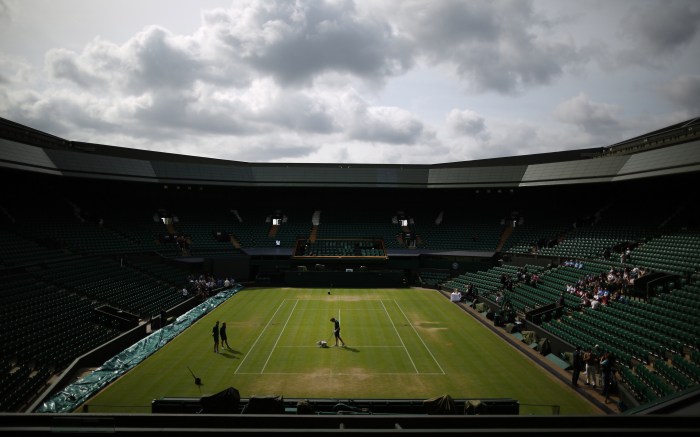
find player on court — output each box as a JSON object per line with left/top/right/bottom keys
{"left": 330, "top": 317, "right": 346, "bottom": 347}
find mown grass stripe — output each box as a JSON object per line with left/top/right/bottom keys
{"left": 393, "top": 299, "right": 445, "bottom": 375}
{"left": 380, "top": 299, "right": 418, "bottom": 373}
{"left": 261, "top": 299, "right": 300, "bottom": 374}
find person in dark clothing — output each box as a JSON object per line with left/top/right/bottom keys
{"left": 219, "top": 322, "right": 231, "bottom": 350}
{"left": 572, "top": 345, "right": 584, "bottom": 387}
{"left": 330, "top": 317, "right": 345, "bottom": 347}
{"left": 600, "top": 352, "right": 616, "bottom": 403}
{"left": 212, "top": 321, "right": 220, "bottom": 353}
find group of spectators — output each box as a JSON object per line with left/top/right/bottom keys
{"left": 562, "top": 259, "right": 585, "bottom": 269}
{"left": 563, "top": 262, "right": 648, "bottom": 310}
{"left": 571, "top": 344, "right": 618, "bottom": 403}
{"left": 499, "top": 267, "right": 541, "bottom": 292}
{"left": 182, "top": 274, "right": 236, "bottom": 301}
{"left": 601, "top": 242, "right": 638, "bottom": 264}
{"left": 175, "top": 235, "right": 191, "bottom": 256}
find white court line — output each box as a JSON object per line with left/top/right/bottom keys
{"left": 380, "top": 299, "right": 418, "bottom": 373}
{"left": 234, "top": 299, "right": 291, "bottom": 374}
{"left": 260, "top": 299, "right": 300, "bottom": 374}
{"left": 393, "top": 299, "right": 445, "bottom": 375}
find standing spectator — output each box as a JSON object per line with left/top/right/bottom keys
{"left": 600, "top": 352, "right": 616, "bottom": 403}
{"left": 220, "top": 322, "right": 231, "bottom": 350}
{"left": 212, "top": 321, "right": 220, "bottom": 353}
{"left": 584, "top": 346, "right": 598, "bottom": 388}
{"left": 571, "top": 345, "right": 584, "bottom": 387}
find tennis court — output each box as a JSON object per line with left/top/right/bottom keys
{"left": 82, "top": 287, "right": 601, "bottom": 415}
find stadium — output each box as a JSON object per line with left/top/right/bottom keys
{"left": 1, "top": 114, "right": 700, "bottom": 435}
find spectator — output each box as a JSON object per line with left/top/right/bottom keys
{"left": 572, "top": 345, "right": 584, "bottom": 387}
{"left": 584, "top": 346, "right": 599, "bottom": 388}
{"left": 600, "top": 353, "right": 616, "bottom": 404}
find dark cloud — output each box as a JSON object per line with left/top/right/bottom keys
{"left": 122, "top": 26, "right": 204, "bottom": 92}
{"left": 349, "top": 106, "right": 425, "bottom": 144}
{"left": 663, "top": 75, "right": 700, "bottom": 115}
{"left": 3, "top": 109, "right": 70, "bottom": 139}
{"left": 203, "top": 0, "right": 413, "bottom": 86}
{"left": 129, "top": 90, "right": 262, "bottom": 140}
{"left": 554, "top": 93, "right": 624, "bottom": 142}
{"left": 46, "top": 48, "right": 105, "bottom": 89}
{"left": 255, "top": 92, "right": 337, "bottom": 134}
{"left": 446, "top": 109, "right": 487, "bottom": 137}
{"left": 45, "top": 25, "right": 250, "bottom": 95}
{"left": 0, "top": 0, "right": 14, "bottom": 25}
{"left": 621, "top": 0, "right": 700, "bottom": 57}
{"left": 4, "top": 92, "right": 120, "bottom": 139}
{"left": 390, "top": 0, "right": 587, "bottom": 94}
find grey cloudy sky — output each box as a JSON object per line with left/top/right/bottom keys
{"left": 1, "top": 0, "right": 698, "bottom": 164}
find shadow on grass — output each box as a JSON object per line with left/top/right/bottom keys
{"left": 341, "top": 346, "right": 360, "bottom": 353}
{"left": 221, "top": 348, "right": 244, "bottom": 358}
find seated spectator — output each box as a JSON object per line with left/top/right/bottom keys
{"left": 582, "top": 294, "right": 591, "bottom": 308}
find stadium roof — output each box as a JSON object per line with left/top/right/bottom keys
{"left": 1, "top": 116, "right": 699, "bottom": 189}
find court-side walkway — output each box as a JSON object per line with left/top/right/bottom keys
{"left": 433, "top": 287, "right": 617, "bottom": 415}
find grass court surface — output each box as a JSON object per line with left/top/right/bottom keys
{"left": 83, "top": 287, "right": 600, "bottom": 415}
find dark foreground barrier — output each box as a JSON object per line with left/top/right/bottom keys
{"left": 2, "top": 412, "right": 699, "bottom": 436}
{"left": 151, "top": 394, "right": 519, "bottom": 415}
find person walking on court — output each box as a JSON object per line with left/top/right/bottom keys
{"left": 330, "top": 317, "right": 345, "bottom": 347}
{"left": 212, "top": 321, "right": 220, "bottom": 353}
{"left": 220, "top": 322, "right": 231, "bottom": 350}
